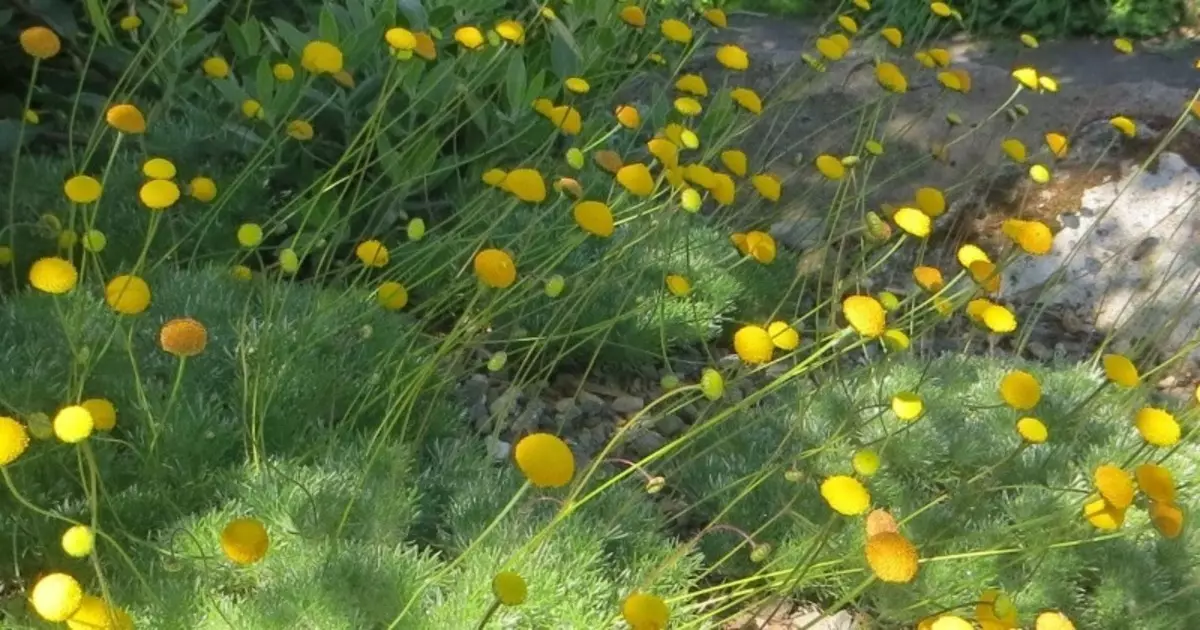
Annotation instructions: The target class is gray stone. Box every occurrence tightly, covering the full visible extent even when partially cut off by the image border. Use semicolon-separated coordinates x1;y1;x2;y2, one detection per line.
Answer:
485;436;511;461
578;391;605;415
611;395;646;415
1026;341;1053;360
469;402;490;433
489;387;521;420
460;373;489;401
629;429;667;458
790;609;855;630
553;398;582;424
655;414;687;438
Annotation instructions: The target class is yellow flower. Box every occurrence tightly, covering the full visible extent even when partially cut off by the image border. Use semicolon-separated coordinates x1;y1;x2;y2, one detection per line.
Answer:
1113;38;1133;54
734;325;774;364
287;119;314;140
54;406;94;443
1039;75;1059;92
231;265;253;282
661;19;692;44
1036;612;1075;630
106;103;146;134
970;260;1001;293
838;15;858;33
665;274;691;297
854;0;871;8
891;392;923;420
680;187;701;212
983;303;1017;333
880;26;902;47
1094;464;1135;509
273;62;295;81
221;517;269;564
978;590;1018;628
1003;219;1052;255
930;2;952;17
1084;496;1126;528
619;5;647;28
0;416;30;465
647;138;679;168
1020;33;1040;48
20;26;62;59
143;157;176;180
893;208;930;238
385;27;416;51
454;26;485;49
61;525;94;558
188;175;217;200
482;167;508;187
1045;132;1069;158
875;62;907;93
1001;138;1027;163
700;368;725;400
852;449;880;476
356;240;389;267
594;150;624;174
301;40;344;73
65;595;133;630
816;37;845;61
414;32;438;60
866;509;898;538
160;317;208;357
495;20;525;44
573;201;615;237
63;175;102;204
716;44;749;70
119;15;142;31
555;177;583;199
1016;417;1048;444
930;616;974;630
914;51;935;68
675;74;708;96
241;99;264;119
1149;500;1184;538
883;329;910;351
80;398;116;431
731;87;763;114
1135;463;1175;504
815;154;845;180
674;96;703;116
999;370;1040;410
237;223;263;248
744;231;776;264
377;281;408;310
617;163;655;197
865;532;919;583
622;592;669;630
503;168;547;202
821;475;870;515
279;248;300;274
937;71;963;92
843;295;885;337
1011;67;1039;90
751;173;780;201
202;56;230;78
565;77;590;94
514;433;574;487
24;109;39;124
721;150;748;177
474;248;517;288
766;321;799;350
140;179;180;210
1110;115;1136;137
29;257;78;294
913;265;944;292
105;275;151;315
703;8;728;28
615;104;641;128
492;572;527;606
1102;354;1139;386
30;573;82;621
1135;407;1180;447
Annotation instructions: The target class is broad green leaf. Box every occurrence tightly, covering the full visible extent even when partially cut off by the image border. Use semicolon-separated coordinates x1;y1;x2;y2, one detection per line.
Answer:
318;7;339;42
549;25;580;80
210;74;250;107
504;51;527;118
180;31;221;68
27;0;79;38
83;0;113;43
242;18;262;56
224;17;249;59
271;18;309;56
255;57;275;109
0;9;14;28
397;0;429;30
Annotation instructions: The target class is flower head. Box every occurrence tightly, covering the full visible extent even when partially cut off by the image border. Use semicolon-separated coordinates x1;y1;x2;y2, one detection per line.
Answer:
21;26;62;59
1135;407;1180;446
893;207;930;238
54;406;94;443
1036;612;1075;630
1016;417;1048;444
61;525;95;558
475;249;517;289
866;532;919;583
356;240;390;267
30;573;82;621
843;295;886;337
64;594;133;630
80;399;116;431
140;179;181;210
1149;501;1184;539
614;104;641;128
733;325;774;364
999;370;1040;410
106;104;146;134
188;176;218;202
202;56;230;78
675;74;708;96
821;475;870;515
619;6;647;28
622;593;669;630
703;9;728;28
287;120;314;140
301;40;344;73
514;433;574;487
504;168;547;202
767;321;799;350
875;62;908;93
29;257;78;294
716;45;749;70
815;154;845;180
105;275;151;315
891;392;923;421
221;517;269;564
492;571;527;605
866;509;899;537
454;26;485;50
0;416;31;465
495;20;525;44
700;368;724;400
852;449;880;476
1135;463;1175;504
1094;464;1134;509
665;274;691;297
660;19;692;44
160;317;208;357
273;63;295;80
617;163;655;197
573;201;614;237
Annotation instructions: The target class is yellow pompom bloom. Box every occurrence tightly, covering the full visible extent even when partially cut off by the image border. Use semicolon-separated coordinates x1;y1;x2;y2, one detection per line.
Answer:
21;26;62;59
54;406;94;443
573;201;614;238
821;475;870;515
866;532;919;583
1011;67;1039;90
674;96;703;116
61;525;95;557
816;37;845;61
883;328;910;351
413;32;437;60
891;392;923;421
202;56;230;78
622;592;669;630
188;176;217;202
866;509;898;538
982;303;1017;333
1149;501;1184;539
555;177;584;199
1020;33;1040;48
843;295;886;337
704;8;728;28
969;260;1001;293
875;62;908;93
492;572;527;606
1102;354;1139;386
660;19;692;44
241;99;264;119
893;207;930;238
1036;612;1075;630
301;40;343;73
675;74;708;96
503;168;547;202
29;256;78;294
767;321;799;350
700;368;725;400
1110;115;1136;137
377;281;408;310
273;62;295;81
105;275;151;315
977;590;1019;628
619;5;647;28
230;265;253;282
385;27;417;51
160;317;208;357
914;187;946;216
1094;464;1135;509
615;104;641;128
221;517;269;564
720;150;748;177
928;48;951;67
734;325;774;364
119;15;143;31
287;119;314;140
454;26;485;50
751;173;781;201
1039;75;1059;92
617;163;655;197
105;104;146;134
880;27;903;47
30;573;83;621
80;398;116;431
999;370;1040;410
647;138;679;168
1135;407;1180;447
744;231;776;264
514;433;574;487
930;616;973;630
716;44;749;70
913;266;944;292
565;77;590;94
0;416;31;465
1113;38;1133;54
1001;138;1027;163
356;240;390;267
547;105;582;135
1016;417;1048;444
852;449;880;476
1135;463;1175;504
65;595;133;630
815;154;845;180
279;248;300;274
930;1;952;16
482;168;508;188
237;223;264;248
143;157;177;180
140;179;180;210
664;274;691;297
680;187;701;212
474;248;517;289
1084;496;1126;530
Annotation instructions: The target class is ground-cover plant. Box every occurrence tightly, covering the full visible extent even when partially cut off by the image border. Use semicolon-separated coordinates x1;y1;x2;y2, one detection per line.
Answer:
2;0;1200;629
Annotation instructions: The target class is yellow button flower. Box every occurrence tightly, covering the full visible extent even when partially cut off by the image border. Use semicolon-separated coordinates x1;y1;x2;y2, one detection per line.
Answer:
29;257;78;294
0;416;30;465
160;317;208;357
454;26;485;50
188;176;217;202
665;274;691;297
29;573;82;621
202;56;230;78
573;201;614;238
675;74;708;96
80;398;116;431
503;168;547;202
1094;464;1134;509
54;406;94;443
1016;417;1048;444
474;248;517;288
660;19;692;44
821;475;870;515
105;103;146;134
287;120;314;140
617;163;655;197
866;532;918;583
716;44;749;70
64;175;102;204
143;157;177;180
140;179;181;210
622;593;669;630
301;40;344;73
221;517;270;564
20;26;62;59
999;370;1040;410
731;87;763;114
891;392;923;420
514;433;574;487
273;62;295;81
619;6;647;28
843;295;885;337
733;325;774;364
105;275;151;315
356;239;390;267
491;571;527;606
1135;407;1180;447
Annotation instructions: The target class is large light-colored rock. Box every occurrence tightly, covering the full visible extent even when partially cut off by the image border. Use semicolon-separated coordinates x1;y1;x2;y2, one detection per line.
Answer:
1001;152;1200;357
